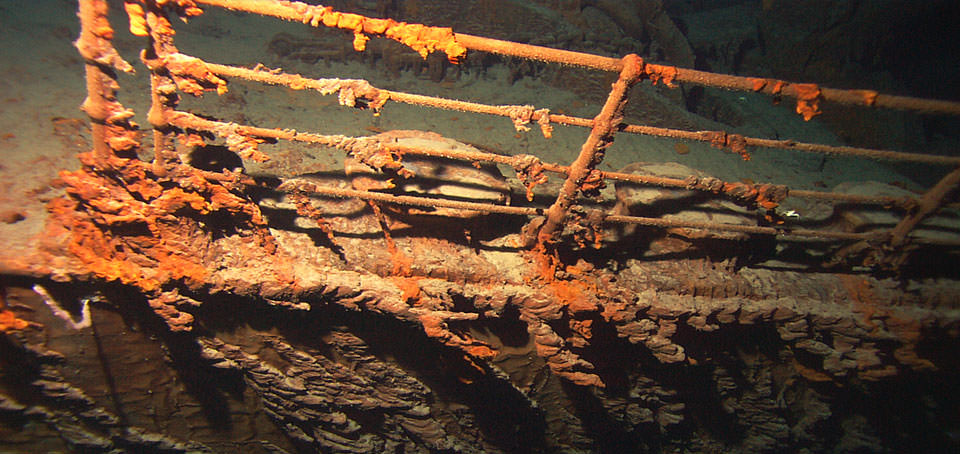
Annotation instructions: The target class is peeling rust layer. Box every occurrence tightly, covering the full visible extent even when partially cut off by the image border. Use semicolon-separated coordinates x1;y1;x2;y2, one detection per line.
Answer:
44;0;295;332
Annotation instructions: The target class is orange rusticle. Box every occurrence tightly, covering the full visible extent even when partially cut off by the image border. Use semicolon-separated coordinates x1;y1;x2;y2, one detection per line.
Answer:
289;192;337;243
645;64;678;87
755;185;786;210
536;108;553;138
794;83;823;121
579;168;605;196
512;154;549;202
288;0;467;62
391;276;422;305
162;53;228;96
0;289;30;332
124;1;148;36
771;80;786;95
0;310;29;332
157;0;204;18
177;132;206;148
93;24;114;40
708;131;751;161
353;32;370;52
51;130;278;294
377;21;466;61
748;77;768;92
719;181;788;210
551;279;597;314
52;166;210;292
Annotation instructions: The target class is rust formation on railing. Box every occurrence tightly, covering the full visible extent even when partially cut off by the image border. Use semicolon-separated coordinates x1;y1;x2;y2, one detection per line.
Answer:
1;4;951;449
68;0;960;283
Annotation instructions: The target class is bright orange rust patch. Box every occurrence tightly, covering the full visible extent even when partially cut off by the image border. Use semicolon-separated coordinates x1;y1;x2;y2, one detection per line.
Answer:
0;289;29;332
794;83;823;121
0;310;29;332
392;276;422;304
749;77;767;92
296;4;467;61
124;2;148;37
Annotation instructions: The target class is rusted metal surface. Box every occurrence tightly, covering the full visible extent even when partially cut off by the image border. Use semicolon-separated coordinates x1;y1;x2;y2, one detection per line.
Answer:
3;2;960;453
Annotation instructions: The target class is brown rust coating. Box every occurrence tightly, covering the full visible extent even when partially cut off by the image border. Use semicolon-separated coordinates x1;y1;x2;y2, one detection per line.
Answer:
456;33;621;71
680;67;960;116
279;180;540;218
6;3;957;450
458;25;959;117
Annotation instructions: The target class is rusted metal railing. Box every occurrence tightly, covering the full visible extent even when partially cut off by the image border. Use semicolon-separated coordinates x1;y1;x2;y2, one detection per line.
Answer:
85;0;960;266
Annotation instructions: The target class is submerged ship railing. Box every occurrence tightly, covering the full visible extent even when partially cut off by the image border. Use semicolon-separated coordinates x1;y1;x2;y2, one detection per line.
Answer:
80;0;960;271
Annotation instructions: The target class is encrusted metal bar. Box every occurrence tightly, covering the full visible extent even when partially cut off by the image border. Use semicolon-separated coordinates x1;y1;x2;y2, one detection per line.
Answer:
673;68;960;116
277;182;929;244
278;180;541;217
536;54;644;245
193;0;466;61
167;110;911;209
888;166;960;248
203;61;960;166
142;0;184;176
76;0;137;159
146;1;960;260
454;32;621;71
604;214;880;241
188;0;960;117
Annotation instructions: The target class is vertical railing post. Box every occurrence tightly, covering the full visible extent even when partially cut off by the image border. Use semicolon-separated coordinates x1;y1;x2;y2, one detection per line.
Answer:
888;166;960;247
535;54;645;245
141;0;183;177
76;0;136;160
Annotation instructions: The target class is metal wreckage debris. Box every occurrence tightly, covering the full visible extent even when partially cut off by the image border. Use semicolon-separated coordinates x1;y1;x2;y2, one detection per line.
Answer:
2;1;960;453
